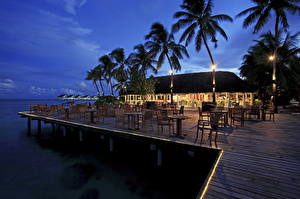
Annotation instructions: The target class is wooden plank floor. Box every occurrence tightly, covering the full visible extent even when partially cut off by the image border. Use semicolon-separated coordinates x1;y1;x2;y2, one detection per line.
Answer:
20;110;300;199
201;113;300;199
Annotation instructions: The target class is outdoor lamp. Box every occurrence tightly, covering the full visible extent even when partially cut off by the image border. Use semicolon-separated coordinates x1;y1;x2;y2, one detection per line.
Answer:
269;55;275;61
211;64;217;70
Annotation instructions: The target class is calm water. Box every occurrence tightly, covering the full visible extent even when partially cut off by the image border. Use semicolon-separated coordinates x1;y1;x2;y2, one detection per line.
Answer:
0;99;218;199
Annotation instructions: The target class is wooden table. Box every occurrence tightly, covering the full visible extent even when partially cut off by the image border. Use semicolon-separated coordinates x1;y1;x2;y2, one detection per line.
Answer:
168;115;189;138
85;109;96;123
124;112;143;130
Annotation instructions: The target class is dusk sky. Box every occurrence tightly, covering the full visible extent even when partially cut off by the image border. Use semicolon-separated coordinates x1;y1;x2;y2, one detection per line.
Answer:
0;0;299;99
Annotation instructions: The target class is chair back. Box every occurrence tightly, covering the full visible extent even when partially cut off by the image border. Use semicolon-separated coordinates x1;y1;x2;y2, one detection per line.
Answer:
210;112;223;130
198;107;210;121
115;108;124;117
143;110;153;121
179;106;184;115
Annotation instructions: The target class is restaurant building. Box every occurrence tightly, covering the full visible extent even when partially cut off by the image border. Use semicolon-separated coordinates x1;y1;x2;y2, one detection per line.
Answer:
124;71;255;107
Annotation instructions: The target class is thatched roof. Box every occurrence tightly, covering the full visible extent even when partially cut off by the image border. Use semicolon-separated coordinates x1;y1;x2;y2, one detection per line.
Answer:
154;71;253;94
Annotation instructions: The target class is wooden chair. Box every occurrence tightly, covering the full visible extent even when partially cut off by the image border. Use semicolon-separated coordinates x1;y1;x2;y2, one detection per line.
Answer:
77;104;88;121
140;110;154;132
115;108;126;128
265;105;275;122
196;112;223;148
156;111;173;136
230;107;245;127
246;106;260;119
174;106;184;115
196;111;210;145
95;106;105;123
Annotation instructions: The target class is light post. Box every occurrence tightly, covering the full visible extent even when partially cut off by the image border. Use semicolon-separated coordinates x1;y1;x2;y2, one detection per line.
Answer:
169;69;174;104
269;54;276;111
211;64;217;103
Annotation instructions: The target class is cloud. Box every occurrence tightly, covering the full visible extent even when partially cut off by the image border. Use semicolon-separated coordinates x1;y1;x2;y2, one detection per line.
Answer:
73;39;101;53
0;7;101;59
60;88;83;95
0;79;16;89
77;81;88;89
63;0;87;15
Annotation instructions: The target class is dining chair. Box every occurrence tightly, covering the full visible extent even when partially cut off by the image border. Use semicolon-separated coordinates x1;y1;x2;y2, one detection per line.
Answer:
115;108;126;128
196;112;223;148
140;110;154;132
156;111;173;136
265;105;275;122
230;107;245;127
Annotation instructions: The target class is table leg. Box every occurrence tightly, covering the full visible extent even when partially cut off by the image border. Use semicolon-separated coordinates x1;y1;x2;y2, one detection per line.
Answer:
65;109;69;119
90;112;94;123
176;119;182;137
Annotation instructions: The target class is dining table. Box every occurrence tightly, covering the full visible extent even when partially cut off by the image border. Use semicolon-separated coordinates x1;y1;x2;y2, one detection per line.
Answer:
85;109;96;123
124;112;143;130
168;115;190;138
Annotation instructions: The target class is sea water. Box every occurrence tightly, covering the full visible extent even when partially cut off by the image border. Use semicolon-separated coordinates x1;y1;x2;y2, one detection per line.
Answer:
0;99;217;199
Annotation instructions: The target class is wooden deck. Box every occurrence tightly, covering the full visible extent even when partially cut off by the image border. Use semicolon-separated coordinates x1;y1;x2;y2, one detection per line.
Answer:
202;113;300;199
18;110;300;199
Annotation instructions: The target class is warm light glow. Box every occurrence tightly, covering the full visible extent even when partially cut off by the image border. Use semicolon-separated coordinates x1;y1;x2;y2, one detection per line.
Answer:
169;69;173;74
269;55;275;61
211;64;217;70
199;150;223;199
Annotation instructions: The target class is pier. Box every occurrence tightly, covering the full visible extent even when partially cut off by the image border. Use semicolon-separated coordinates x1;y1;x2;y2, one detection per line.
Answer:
18;111;300;199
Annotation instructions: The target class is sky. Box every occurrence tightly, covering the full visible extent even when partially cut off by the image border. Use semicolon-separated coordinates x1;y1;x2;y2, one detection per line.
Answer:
0;0;299;99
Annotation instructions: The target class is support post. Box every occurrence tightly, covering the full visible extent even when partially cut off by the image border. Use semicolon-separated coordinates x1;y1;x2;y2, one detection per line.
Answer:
51;123;55;135
79;130;83;142
37;120;41;136
27;118;31;136
157;148;162;166
109;137;114;152
62;126;66;137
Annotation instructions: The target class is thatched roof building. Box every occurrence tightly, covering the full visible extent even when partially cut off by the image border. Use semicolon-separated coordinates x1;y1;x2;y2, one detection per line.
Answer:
124;71;255;107
154;71;253;94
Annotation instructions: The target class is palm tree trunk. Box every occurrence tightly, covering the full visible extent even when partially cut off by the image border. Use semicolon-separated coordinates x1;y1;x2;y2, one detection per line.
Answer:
272;15;280;113
110;80;114;96
93;80;101;96
166;53;174;104
99;80;105;96
201;31;216;103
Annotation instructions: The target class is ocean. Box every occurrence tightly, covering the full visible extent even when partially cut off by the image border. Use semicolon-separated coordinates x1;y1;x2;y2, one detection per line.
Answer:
0;99;217;199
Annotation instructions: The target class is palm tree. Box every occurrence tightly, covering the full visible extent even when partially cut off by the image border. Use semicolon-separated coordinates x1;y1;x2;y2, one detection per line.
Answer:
99;55;117;96
85;68;101;96
172;0;233;102
110;48;129;94
94;64;105;96
240;31;300;105
236;0;300;110
128;44;157;77
145;23;189;104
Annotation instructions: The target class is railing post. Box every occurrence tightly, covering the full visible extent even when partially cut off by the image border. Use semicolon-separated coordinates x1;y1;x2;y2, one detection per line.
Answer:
79;130;83;142
62;126;66;137
109;137;114;152
37;120;41;136
27;118;31;136
51;123;55;135
157;148;162;166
